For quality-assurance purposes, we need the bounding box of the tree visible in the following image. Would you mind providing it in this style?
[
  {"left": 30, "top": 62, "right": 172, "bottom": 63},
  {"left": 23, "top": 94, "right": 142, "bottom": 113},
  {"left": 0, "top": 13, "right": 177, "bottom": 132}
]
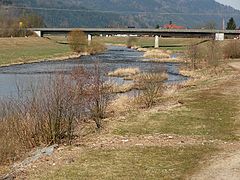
[
  {"left": 226, "top": 17, "right": 236, "bottom": 30},
  {"left": 68, "top": 30, "right": 87, "bottom": 53},
  {"left": 155, "top": 24, "right": 160, "bottom": 29}
]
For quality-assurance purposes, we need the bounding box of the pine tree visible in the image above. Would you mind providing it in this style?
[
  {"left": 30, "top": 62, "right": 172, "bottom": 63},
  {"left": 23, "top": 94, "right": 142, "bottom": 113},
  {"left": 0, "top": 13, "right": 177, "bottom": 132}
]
[{"left": 226, "top": 17, "right": 237, "bottom": 30}]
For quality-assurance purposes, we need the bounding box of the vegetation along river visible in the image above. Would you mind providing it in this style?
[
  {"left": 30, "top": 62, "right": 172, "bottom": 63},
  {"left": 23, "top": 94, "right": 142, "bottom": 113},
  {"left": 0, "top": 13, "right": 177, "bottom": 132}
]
[{"left": 0, "top": 46, "right": 188, "bottom": 98}]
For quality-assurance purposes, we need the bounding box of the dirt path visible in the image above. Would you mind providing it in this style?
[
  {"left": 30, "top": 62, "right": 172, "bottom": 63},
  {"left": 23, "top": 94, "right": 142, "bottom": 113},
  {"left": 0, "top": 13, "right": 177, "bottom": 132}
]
[
  {"left": 190, "top": 150, "right": 240, "bottom": 180},
  {"left": 190, "top": 61, "right": 240, "bottom": 180},
  {"left": 229, "top": 60, "right": 240, "bottom": 71}
]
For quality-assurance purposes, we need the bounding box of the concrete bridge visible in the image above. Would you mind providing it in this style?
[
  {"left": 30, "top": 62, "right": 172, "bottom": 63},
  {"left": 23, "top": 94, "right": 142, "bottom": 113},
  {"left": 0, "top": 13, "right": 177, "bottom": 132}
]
[{"left": 30, "top": 28, "right": 240, "bottom": 48}]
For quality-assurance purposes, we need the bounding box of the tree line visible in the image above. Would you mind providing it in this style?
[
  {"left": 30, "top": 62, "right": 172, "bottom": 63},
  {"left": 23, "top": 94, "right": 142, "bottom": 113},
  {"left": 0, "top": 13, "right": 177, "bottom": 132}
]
[{"left": 0, "top": 6, "right": 45, "bottom": 37}]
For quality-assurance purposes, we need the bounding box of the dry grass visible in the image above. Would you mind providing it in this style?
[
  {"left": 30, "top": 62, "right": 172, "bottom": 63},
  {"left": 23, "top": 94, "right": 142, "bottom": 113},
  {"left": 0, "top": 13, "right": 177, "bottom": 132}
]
[
  {"left": 108, "top": 95, "right": 135, "bottom": 115},
  {"left": 0, "top": 166, "right": 9, "bottom": 177},
  {"left": 143, "top": 57, "right": 186, "bottom": 63},
  {"left": 95, "top": 36, "right": 205, "bottom": 48},
  {"left": 112, "top": 83, "right": 136, "bottom": 93},
  {"left": 108, "top": 67, "right": 140, "bottom": 77},
  {"left": 143, "top": 49, "right": 171, "bottom": 59}
]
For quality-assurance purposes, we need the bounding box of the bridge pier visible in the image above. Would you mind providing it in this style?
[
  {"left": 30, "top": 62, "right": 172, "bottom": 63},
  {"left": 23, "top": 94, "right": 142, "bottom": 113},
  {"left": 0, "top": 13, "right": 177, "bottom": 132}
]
[
  {"left": 215, "top": 33, "right": 224, "bottom": 41},
  {"left": 154, "top": 35, "right": 159, "bottom": 48},
  {"left": 88, "top": 34, "right": 92, "bottom": 45},
  {"left": 34, "top": 30, "right": 42, "bottom": 37}
]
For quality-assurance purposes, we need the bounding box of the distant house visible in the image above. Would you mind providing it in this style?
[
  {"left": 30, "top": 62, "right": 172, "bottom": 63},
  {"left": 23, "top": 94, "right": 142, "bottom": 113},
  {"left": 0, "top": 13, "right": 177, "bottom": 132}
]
[{"left": 164, "top": 21, "right": 185, "bottom": 29}]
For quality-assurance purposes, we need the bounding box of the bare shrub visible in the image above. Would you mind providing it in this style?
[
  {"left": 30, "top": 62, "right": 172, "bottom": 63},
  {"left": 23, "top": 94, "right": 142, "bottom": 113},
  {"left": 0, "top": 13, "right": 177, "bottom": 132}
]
[
  {"left": 144, "top": 49, "right": 171, "bottom": 59},
  {"left": 127, "top": 36, "right": 138, "bottom": 48},
  {"left": 224, "top": 40, "right": 240, "bottom": 59},
  {"left": 108, "top": 95, "right": 134, "bottom": 115},
  {"left": 207, "top": 40, "right": 222, "bottom": 69},
  {"left": 0, "top": 65, "right": 113, "bottom": 165},
  {"left": 87, "top": 64, "right": 113, "bottom": 129},
  {"left": 186, "top": 45, "right": 200, "bottom": 70},
  {"left": 186, "top": 41, "right": 223, "bottom": 71},
  {"left": 87, "top": 41, "right": 106, "bottom": 55},
  {"left": 68, "top": 30, "right": 88, "bottom": 53},
  {"left": 135, "top": 72, "right": 167, "bottom": 108}
]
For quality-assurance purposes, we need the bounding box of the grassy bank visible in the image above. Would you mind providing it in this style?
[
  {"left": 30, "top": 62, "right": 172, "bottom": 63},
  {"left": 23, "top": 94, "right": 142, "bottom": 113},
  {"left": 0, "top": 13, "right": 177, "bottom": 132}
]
[
  {"left": 113, "top": 64, "right": 240, "bottom": 141},
  {"left": 1, "top": 36, "right": 240, "bottom": 179},
  {"left": 14, "top": 62, "right": 240, "bottom": 179},
  {"left": 0, "top": 37, "right": 72, "bottom": 66},
  {"left": 29, "top": 145, "right": 216, "bottom": 180}
]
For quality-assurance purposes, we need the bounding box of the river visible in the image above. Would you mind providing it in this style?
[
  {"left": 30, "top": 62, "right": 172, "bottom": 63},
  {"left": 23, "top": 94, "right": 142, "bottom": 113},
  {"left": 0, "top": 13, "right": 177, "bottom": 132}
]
[{"left": 0, "top": 46, "right": 187, "bottom": 98}]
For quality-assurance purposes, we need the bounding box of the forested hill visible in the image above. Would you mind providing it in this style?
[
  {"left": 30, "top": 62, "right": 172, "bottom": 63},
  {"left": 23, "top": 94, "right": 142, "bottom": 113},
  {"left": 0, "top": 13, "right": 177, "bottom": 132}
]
[{"left": 2, "top": 0, "right": 240, "bottom": 28}]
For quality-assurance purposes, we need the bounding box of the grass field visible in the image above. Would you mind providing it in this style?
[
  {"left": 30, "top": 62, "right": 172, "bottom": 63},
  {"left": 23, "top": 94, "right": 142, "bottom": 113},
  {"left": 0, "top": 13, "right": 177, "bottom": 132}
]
[
  {"left": 0, "top": 37, "right": 71, "bottom": 66},
  {"left": 95, "top": 36, "right": 206, "bottom": 50}
]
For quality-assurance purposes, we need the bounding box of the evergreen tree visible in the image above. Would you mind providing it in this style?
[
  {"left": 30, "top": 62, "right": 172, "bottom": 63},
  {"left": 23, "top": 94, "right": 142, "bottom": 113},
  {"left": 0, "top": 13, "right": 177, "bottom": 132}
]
[{"left": 227, "top": 17, "right": 237, "bottom": 30}]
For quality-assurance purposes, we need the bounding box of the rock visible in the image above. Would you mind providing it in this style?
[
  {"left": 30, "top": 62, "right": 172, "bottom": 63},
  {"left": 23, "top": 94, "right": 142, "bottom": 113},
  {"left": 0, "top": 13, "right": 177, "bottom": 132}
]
[
  {"left": 0, "top": 173, "right": 16, "bottom": 180},
  {"left": 13, "top": 144, "right": 58, "bottom": 171},
  {"left": 66, "top": 158, "right": 75, "bottom": 164}
]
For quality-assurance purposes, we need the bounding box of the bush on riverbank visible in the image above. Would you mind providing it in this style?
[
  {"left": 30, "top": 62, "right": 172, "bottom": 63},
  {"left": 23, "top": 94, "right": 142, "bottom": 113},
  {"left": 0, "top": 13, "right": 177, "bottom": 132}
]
[
  {"left": 0, "top": 65, "right": 113, "bottom": 165},
  {"left": 68, "top": 30, "right": 106, "bottom": 55},
  {"left": 135, "top": 72, "right": 168, "bottom": 108},
  {"left": 127, "top": 37, "right": 138, "bottom": 48},
  {"left": 186, "top": 40, "right": 223, "bottom": 71},
  {"left": 224, "top": 40, "right": 240, "bottom": 59},
  {"left": 68, "top": 30, "right": 88, "bottom": 53}
]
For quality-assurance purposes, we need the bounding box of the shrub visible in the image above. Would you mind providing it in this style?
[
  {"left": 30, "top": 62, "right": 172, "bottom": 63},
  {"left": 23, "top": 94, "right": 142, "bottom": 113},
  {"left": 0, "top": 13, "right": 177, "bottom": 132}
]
[
  {"left": 68, "top": 30, "right": 88, "bottom": 53},
  {"left": 0, "top": 65, "right": 113, "bottom": 165},
  {"left": 127, "top": 36, "right": 138, "bottom": 48},
  {"left": 186, "top": 40, "right": 223, "bottom": 71},
  {"left": 87, "top": 41, "right": 106, "bottom": 55},
  {"left": 224, "top": 40, "right": 240, "bottom": 59},
  {"left": 135, "top": 72, "right": 167, "bottom": 108},
  {"left": 207, "top": 40, "right": 222, "bottom": 69}
]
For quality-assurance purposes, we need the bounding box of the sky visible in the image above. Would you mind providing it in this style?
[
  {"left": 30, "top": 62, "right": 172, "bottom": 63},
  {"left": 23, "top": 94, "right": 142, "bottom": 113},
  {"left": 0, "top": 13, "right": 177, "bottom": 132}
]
[{"left": 215, "top": 0, "right": 240, "bottom": 10}]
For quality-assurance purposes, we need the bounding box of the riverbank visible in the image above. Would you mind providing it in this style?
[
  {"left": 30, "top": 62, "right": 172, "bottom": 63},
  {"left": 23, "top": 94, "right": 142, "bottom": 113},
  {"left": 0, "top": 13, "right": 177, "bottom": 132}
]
[
  {"left": 46, "top": 36, "right": 201, "bottom": 63},
  {"left": 0, "top": 37, "right": 107, "bottom": 67},
  {"left": 2, "top": 59, "right": 239, "bottom": 179},
  {"left": 0, "top": 37, "right": 72, "bottom": 67}
]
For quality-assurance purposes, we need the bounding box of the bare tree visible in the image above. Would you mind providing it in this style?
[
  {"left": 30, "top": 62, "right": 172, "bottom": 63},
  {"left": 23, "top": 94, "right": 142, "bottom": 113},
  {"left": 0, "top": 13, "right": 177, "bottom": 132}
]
[{"left": 68, "top": 30, "right": 88, "bottom": 53}]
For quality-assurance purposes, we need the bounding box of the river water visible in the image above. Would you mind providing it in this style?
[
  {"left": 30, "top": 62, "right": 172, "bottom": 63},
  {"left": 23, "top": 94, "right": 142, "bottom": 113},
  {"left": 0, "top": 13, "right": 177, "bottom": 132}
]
[{"left": 0, "top": 46, "right": 187, "bottom": 98}]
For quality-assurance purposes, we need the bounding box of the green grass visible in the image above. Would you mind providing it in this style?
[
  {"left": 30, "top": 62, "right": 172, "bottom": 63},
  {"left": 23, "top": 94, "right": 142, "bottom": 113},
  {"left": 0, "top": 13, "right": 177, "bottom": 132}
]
[
  {"left": 31, "top": 145, "right": 216, "bottom": 180},
  {"left": 114, "top": 79, "right": 240, "bottom": 141},
  {"left": 95, "top": 36, "right": 204, "bottom": 49},
  {"left": 0, "top": 37, "right": 71, "bottom": 66},
  {"left": 47, "top": 36, "right": 205, "bottom": 51}
]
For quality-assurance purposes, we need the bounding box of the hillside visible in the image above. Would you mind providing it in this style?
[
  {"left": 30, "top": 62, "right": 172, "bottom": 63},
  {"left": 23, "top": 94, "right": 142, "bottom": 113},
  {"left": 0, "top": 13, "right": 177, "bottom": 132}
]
[{"left": 3, "top": 0, "right": 240, "bottom": 28}]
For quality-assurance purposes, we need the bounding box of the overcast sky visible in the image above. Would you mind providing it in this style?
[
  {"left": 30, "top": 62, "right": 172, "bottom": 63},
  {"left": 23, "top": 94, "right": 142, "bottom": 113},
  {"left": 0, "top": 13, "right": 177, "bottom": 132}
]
[{"left": 215, "top": 0, "right": 240, "bottom": 10}]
